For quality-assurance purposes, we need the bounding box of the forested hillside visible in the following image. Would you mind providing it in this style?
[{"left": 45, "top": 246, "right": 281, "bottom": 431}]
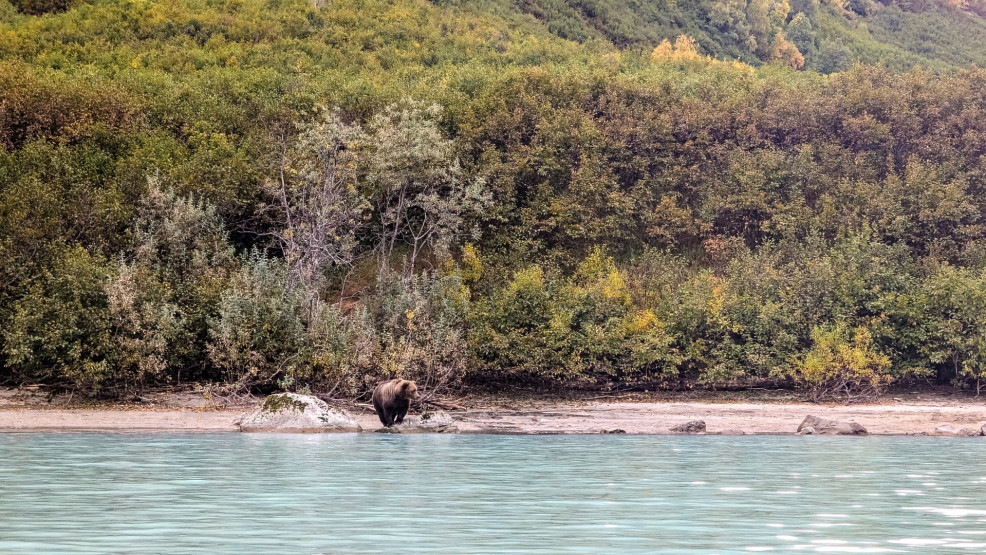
[
  {"left": 4, "top": 0, "right": 986, "bottom": 400},
  {"left": 465, "top": 0, "right": 986, "bottom": 72}
]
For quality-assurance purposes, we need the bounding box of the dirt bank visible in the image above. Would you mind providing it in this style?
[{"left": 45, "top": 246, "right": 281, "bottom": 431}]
[{"left": 2, "top": 388, "right": 984, "bottom": 434}]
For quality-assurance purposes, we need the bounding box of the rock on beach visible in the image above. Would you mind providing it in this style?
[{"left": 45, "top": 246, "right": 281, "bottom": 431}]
[
  {"left": 932, "top": 424, "right": 981, "bottom": 437},
  {"left": 239, "top": 393, "right": 362, "bottom": 433},
  {"left": 669, "top": 420, "right": 706, "bottom": 434},
  {"left": 797, "top": 415, "right": 867, "bottom": 435},
  {"left": 376, "top": 411, "right": 459, "bottom": 433}
]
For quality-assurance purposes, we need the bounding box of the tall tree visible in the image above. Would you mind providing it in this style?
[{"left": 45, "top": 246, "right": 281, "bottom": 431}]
[{"left": 366, "top": 100, "right": 489, "bottom": 278}]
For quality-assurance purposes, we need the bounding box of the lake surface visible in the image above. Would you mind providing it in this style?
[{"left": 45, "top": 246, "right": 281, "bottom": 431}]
[{"left": 2, "top": 434, "right": 986, "bottom": 553}]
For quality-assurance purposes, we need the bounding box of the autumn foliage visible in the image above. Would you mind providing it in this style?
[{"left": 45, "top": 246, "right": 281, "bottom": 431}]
[{"left": 4, "top": 0, "right": 986, "bottom": 400}]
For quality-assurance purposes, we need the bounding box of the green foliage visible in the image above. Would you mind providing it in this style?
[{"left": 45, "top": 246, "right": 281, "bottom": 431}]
[
  {"left": 470, "top": 249, "right": 681, "bottom": 385},
  {"left": 881, "top": 265, "right": 986, "bottom": 393},
  {"left": 9, "top": 0, "right": 76, "bottom": 15},
  {"left": 510, "top": 0, "right": 725, "bottom": 53},
  {"left": 786, "top": 12, "right": 815, "bottom": 56},
  {"left": 813, "top": 39, "right": 853, "bottom": 72},
  {"left": 206, "top": 250, "right": 360, "bottom": 393},
  {"left": 367, "top": 99, "right": 490, "bottom": 274},
  {"left": 110, "top": 186, "right": 238, "bottom": 385},
  {"left": 794, "top": 323, "right": 891, "bottom": 402},
  {"left": 458, "top": 0, "right": 986, "bottom": 72},
  {"left": 3, "top": 247, "right": 114, "bottom": 391},
  {"left": 0, "top": 63, "right": 139, "bottom": 148},
  {"left": 368, "top": 269, "right": 472, "bottom": 392},
  {"left": 207, "top": 254, "right": 472, "bottom": 395},
  {"left": 207, "top": 252, "right": 324, "bottom": 387},
  {"left": 2, "top": 186, "right": 242, "bottom": 394},
  {"left": 105, "top": 260, "right": 179, "bottom": 394},
  {"left": 4, "top": 0, "right": 986, "bottom": 399}
]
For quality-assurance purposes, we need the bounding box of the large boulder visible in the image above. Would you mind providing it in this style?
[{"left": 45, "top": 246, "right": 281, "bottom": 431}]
[
  {"left": 376, "top": 411, "right": 459, "bottom": 433},
  {"left": 797, "top": 415, "right": 867, "bottom": 435},
  {"left": 669, "top": 420, "right": 707, "bottom": 434},
  {"left": 239, "top": 393, "right": 362, "bottom": 433}
]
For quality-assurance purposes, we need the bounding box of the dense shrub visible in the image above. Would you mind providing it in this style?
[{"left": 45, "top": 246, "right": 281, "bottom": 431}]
[
  {"left": 208, "top": 253, "right": 327, "bottom": 389},
  {"left": 106, "top": 261, "right": 179, "bottom": 394},
  {"left": 367, "top": 269, "right": 471, "bottom": 394},
  {"left": 10, "top": 0, "right": 76, "bottom": 15},
  {"left": 6, "top": 0, "right": 986, "bottom": 400},
  {"left": 470, "top": 249, "right": 681, "bottom": 385},
  {"left": 3, "top": 247, "right": 114, "bottom": 391},
  {"left": 794, "top": 323, "right": 892, "bottom": 402}
]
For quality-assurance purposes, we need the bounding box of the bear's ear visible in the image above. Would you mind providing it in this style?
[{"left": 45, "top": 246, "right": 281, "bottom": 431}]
[{"left": 400, "top": 380, "right": 410, "bottom": 392}]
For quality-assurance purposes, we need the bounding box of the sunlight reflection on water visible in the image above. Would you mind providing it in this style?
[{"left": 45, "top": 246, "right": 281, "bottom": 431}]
[{"left": 1, "top": 434, "right": 985, "bottom": 553}]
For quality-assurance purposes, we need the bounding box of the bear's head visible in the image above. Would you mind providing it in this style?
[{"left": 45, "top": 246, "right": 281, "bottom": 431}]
[{"left": 399, "top": 379, "right": 420, "bottom": 400}]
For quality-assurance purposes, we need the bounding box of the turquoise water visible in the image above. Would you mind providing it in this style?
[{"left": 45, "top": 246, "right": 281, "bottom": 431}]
[{"left": 2, "top": 435, "right": 986, "bottom": 553}]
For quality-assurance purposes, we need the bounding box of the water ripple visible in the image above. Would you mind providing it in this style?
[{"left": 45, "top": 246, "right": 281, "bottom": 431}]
[{"left": 0, "top": 435, "right": 985, "bottom": 553}]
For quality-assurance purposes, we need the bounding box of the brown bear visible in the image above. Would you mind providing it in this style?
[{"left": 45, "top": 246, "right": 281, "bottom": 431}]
[{"left": 371, "top": 379, "right": 420, "bottom": 427}]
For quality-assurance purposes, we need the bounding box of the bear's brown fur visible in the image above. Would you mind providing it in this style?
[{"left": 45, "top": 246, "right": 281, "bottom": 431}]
[{"left": 371, "top": 379, "right": 420, "bottom": 427}]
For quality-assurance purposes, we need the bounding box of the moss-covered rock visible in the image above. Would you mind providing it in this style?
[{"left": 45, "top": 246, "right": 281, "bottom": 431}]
[{"left": 239, "top": 393, "right": 362, "bottom": 433}]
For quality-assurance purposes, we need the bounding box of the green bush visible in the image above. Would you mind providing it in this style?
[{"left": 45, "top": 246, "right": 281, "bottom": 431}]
[
  {"left": 10, "top": 0, "right": 76, "bottom": 15},
  {"left": 794, "top": 323, "right": 891, "bottom": 402},
  {"left": 124, "top": 186, "right": 238, "bottom": 379},
  {"left": 367, "top": 269, "right": 471, "bottom": 393},
  {"left": 207, "top": 252, "right": 320, "bottom": 388},
  {"left": 3, "top": 246, "right": 114, "bottom": 391},
  {"left": 105, "top": 261, "right": 179, "bottom": 394},
  {"left": 470, "top": 249, "right": 681, "bottom": 385},
  {"left": 882, "top": 265, "right": 986, "bottom": 393}
]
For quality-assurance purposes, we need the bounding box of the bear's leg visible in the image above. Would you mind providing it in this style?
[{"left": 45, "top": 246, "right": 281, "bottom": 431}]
[
  {"left": 395, "top": 406, "right": 408, "bottom": 424},
  {"left": 374, "top": 400, "right": 390, "bottom": 426},
  {"left": 381, "top": 409, "right": 392, "bottom": 427}
]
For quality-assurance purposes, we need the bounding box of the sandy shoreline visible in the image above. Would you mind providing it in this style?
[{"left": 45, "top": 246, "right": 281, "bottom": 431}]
[{"left": 1, "top": 398, "right": 984, "bottom": 435}]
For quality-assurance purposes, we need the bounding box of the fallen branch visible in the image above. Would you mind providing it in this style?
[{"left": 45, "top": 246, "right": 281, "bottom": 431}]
[
  {"left": 577, "top": 393, "right": 633, "bottom": 401},
  {"left": 417, "top": 398, "right": 466, "bottom": 411}
]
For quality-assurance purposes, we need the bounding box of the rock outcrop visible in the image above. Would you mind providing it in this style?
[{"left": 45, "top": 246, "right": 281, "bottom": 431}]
[
  {"left": 376, "top": 411, "right": 459, "bottom": 433},
  {"left": 669, "top": 420, "right": 706, "bottom": 434},
  {"left": 797, "top": 415, "right": 866, "bottom": 435},
  {"left": 239, "top": 393, "right": 362, "bottom": 433}
]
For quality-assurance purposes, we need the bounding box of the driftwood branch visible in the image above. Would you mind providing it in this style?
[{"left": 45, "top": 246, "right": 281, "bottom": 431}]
[{"left": 416, "top": 398, "right": 466, "bottom": 411}]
